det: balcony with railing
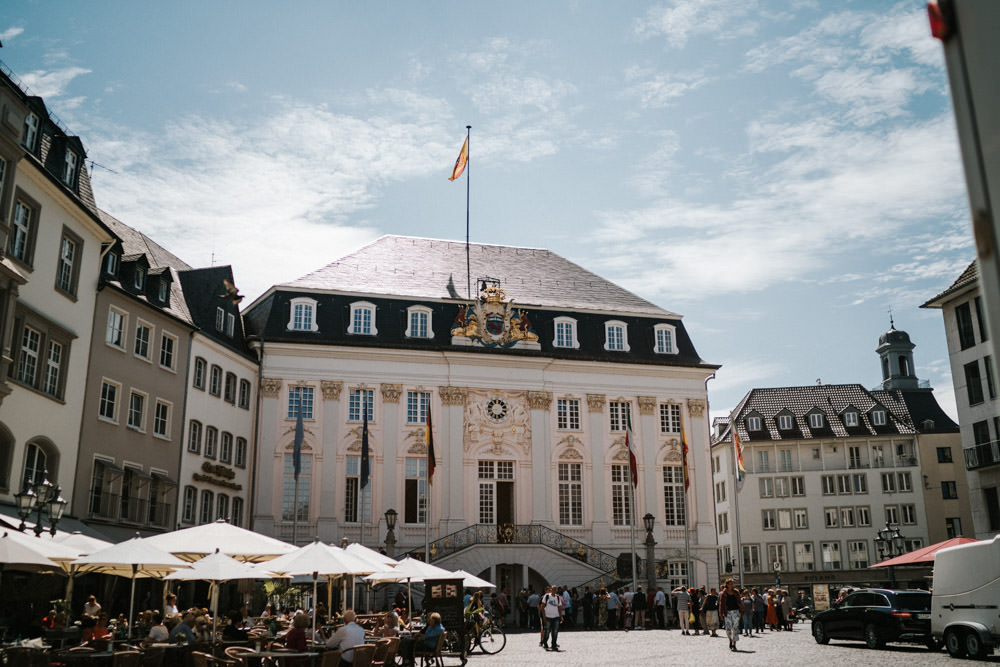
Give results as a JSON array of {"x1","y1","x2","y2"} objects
[
  {"x1": 965, "y1": 440, "x2": 1000, "y2": 470},
  {"x1": 88, "y1": 491, "x2": 172, "y2": 530}
]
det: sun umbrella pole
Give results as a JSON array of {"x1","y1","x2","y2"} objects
[
  {"x1": 312, "y1": 572, "x2": 318, "y2": 642},
  {"x1": 128, "y1": 564, "x2": 138, "y2": 640},
  {"x1": 211, "y1": 582, "x2": 219, "y2": 650}
]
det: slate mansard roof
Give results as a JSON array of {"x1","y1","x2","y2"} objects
[
  {"x1": 716, "y1": 383, "x2": 958, "y2": 444},
  {"x1": 244, "y1": 235, "x2": 716, "y2": 368}
]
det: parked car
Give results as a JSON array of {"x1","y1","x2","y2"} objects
[
  {"x1": 811, "y1": 588, "x2": 934, "y2": 650},
  {"x1": 932, "y1": 535, "x2": 999, "y2": 660}
]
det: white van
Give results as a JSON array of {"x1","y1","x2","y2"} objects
[{"x1": 931, "y1": 535, "x2": 1000, "y2": 659}]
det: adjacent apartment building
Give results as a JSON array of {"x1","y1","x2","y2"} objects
[
  {"x1": 243, "y1": 235, "x2": 721, "y2": 591},
  {"x1": 923, "y1": 261, "x2": 1000, "y2": 539}
]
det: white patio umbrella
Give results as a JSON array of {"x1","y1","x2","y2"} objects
[
  {"x1": 7, "y1": 529, "x2": 92, "y2": 607},
  {"x1": 364, "y1": 557, "x2": 458, "y2": 622},
  {"x1": 0, "y1": 531, "x2": 61, "y2": 590},
  {"x1": 452, "y1": 569, "x2": 495, "y2": 589},
  {"x1": 166, "y1": 549, "x2": 281, "y2": 646},
  {"x1": 344, "y1": 542, "x2": 398, "y2": 569},
  {"x1": 44, "y1": 531, "x2": 113, "y2": 607},
  {"x1": 264, "y1": 541, "x2": 376, "y2": 640},
  {"x1": 71, "y1": 536, "x2": 191, "y2": 638},
  {"x1": 143, "y1": 519, "x2": 297, "y2": 562}
]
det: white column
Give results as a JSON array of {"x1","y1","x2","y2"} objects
[
  {"x1": 380, "y1": 384, "x2": 402, "y2": 524},
  {"x1": 318, "y1": 381, "x2": 343, "y2": 541},
  {"x1": 587, "y1": 394, "x2": 609, "y2": 544},
  {"x1": 529, "y1": 391, "x2": 553, "y2": 525},
  {"x1": 638, "y1": 397, "x2": 658, "y2": 520},
  {"x1": 440, "y1": 386, "x2": 468, "y2": 535},
  {"x1": 253, "y1": 377, "x2": 282, "y2": 535}
]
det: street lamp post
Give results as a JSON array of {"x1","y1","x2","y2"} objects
[
  {"x1": 874, "y1": 522, "x2": 906, "y2": 587},
  {"x1": 384, "y1": 508, "x2": 398, "y2": 558},
  {"x1": 14, "y1": 470, "x2": 67, "y2": 537},
  {"x1": 643, "y1": 513, "x2": 656, "y2": 593}
]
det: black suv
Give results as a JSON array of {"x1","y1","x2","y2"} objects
[{"x1": 812, "y1": 588, "x2": 935, "y2": 650}]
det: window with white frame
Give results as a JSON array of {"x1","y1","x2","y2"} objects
[
  {"x1": 824, "y1": 507, "x2": 838, "y2": 528},
  {"x1": 348, "y1": 301, "x2": 377, "y2": 335},
  {"x1": 808, "y1": 412, "x2": 824, "y2": 429},
  {"x1": 853, "y1": 473, "x2": 868, "y2": 494},
  {"x1": 405, "y1": 306, "x2": 433, "y2": 339},
  {"x1": 182, "y1": 487, "x2": 196, "y2": 523},
  {"x1": 611, "y1": 464, "x2": 632, "y2": 526},
  {"x1": 134, "y1": 321, "x2": 152, "y2": 360},
  {"x1": 128, "y1": 391, "x2": 146, "y2": 431},
  {"x1": 777, "y1": 508, "x2": 792, "y2": 530},
  {"x1": 238, "y1": 379, "x2": 252, "y2": 409},
  {"x1": 288, "y1": 386, "x2": 315, "y2": 420},
  {"x1": 8, "y1": 199, "x2": 36, "y2": 265},
  {"x1": 857, "y1": 505, "x2": 872, "y2": 526},
  {"x1": 897, "y1": 472, "x2": 912, "y2": 492},
  {"x1": 794, "y1": 542, "x2": 814, "y2": 570},
  {"x1": 209, "y1": 365, "x2": 222, "y2": 397},
  {"x1": 348, "y1": 388, "x2": 374, "y2": 422},
  {"x1": 779, "y1": 448, "x2": 793, "y2": 472},
  {"x1": 344, "y1": 455, "x2": 371, "y2": 523},
  {"x1": 99, "y1": 380, "x2": 120, "y2": 422},
  {"x1": 21, "y1": 442, "x2": 48, "y2": 490},
  {"x1": 881, "y1": 472, "x2": 896, "y2": 493},
  {"x1": 775, "y1": 477, "x2": 790, "y2": 497},
  {"x1": 235, "y1": 438, "x2": 247, "y2": 468},
  {"x1": 659, "y1": 403, "x2": 681, "y2": 433},
  {"x1": 56, "y1": 231, "x2": 81, "y2": 296},
  {"x1": 758, "y1": 450, "x2": 770, "y2": 473},
  {"x1": 159, "y1": 333, "x2": 176, "y2": 370},
  {"x1": 762, "y1": 509, "x2": 776, "y2": 530},
  {"x1": 837, "y1": 474, "x2": 851, "y2": 495},
  {"x1": 188, "y1": 421, "x2": 202, "y2": 453},
  {"x1": 158, "y1": 280, "x2": 169, "y2": 304},
  {"x1": 216, "y1": 494, "x2": 229, "y2": 521},
  {"x1": 843, "y1": 411, "x2": 859, "y2": 427},
  {"x1": 840, "y1": 506, "x2": 855, "y2": 527},
  {"x1": 663, "y1": 465, "x2": 685, "y2": 526},
  {"x1": 746, "y1": 415, "x2": 762, "y2": 431},
  {"x1": 231, "y1": 497, "x2": 244, "y2": 527},
  {"x1": 901, "y1": 503, "x2": 916, "y2": 524},
  {"x1": 404, "y1": 458, "x2": 428, "y2": 524},
  {"x1": 768, "y1": 543, "x2": 788, "y2": 571},
  {"x1": 743, "y1": 544, "x2": 761, "y2": 572},
  {"x1": 653, "y1": 323, "x2": 676, "y2": 354},
  {"x1": 778, "y1": 414, "x2": 793, "y2": 430},
  {"x1": 759, "y1": 478, "x2": 774, "y2": 498},
  {"x1": 609, "y1": 400, "x2": 631, "y2": 432},
  {"x1": 558, "y1": 462, "x2": 583, "y2": 526},
  {"x1": 557, "y1": 398, "x2": 581, "y2": 430},
  {"x1": 667, "y1": 562, "x2": 687, "y2": 589},
  {"x1": 200, "y1": 490, "x2": 214, "y2": 524},
  {"x1": 791, "y1": 476, "x2": 806, "y2": 496},
  {"x1": 848, "y1": 540, "x2": 869, "y2": 569},
  {"x1": 224, "y1": 372, "x2": 237, "y2": 404},
  {"x1": 62, "y1": 149, "x2": 78, "y2": 187},
  {"x1": 288, "y1": 297, "x2": 319, "y2": 332},
  {"x1": 226, "y1": 312, "x2": 235, "y2": 337},
  {"x1": 16, "y1": 326, "x2": 40, "y2": 386},
  {"x1": 22, "y1": 112, "x2": 39, "y2": 151},
  {"x1": 134, "y1": 266, "x2": 146, "y2": 290},
  {"x1": 553, "y1": 317, "x2": 579, "y2": 349},
  {"x1": 871, "y1": 409, "x2": 887, "y2": 426},
  {"x1": 718, "y1": 512, "x2": 728, "y2": 534},
  {"x1": 104, "y1": 251, "x2": 118, "y2": 276},
  {"x1": 794, "y1": 508, "x2": 808, "y2": 529},
  {"x1": 406, "y1": 391, "x2": 430, "y2": 424},
  {"x1": 193, "y1": 358, "x2": 206, "y2": 390},
  {"x1": 821, "y1": 541, "x2": 842, "y2": 570},
  {"x1": 44, "y1": 340, "x2": 63, "y2": 398},
  {"x1": 106, "y1": 308, "x2": 127, "y2": 348},
  {"x1": 220, "y1": 432, "x2": 233, "y2": 463},
  {"x1": 204, "y1": 427, "x2": 218, "y2": 458},
  {"x1": 283, "y1": 453, "x2": 311, "y2": 522},
  {"x1": 884, "y1": 505, "x2": 899, "y2": 525},
  {"x1": 604, "y1": 320, "x2": 629, "y2": 352},
  {"x1": 822, "y1": 475, "x2": 836, "y2": 495},
  {"x1": 153, "y1": 400, "x2": 171, "y2": 438},
  {"x1": 215, "y1": 307, "x2": 225, "y2": 331}
]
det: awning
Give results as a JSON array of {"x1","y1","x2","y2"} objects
[
  {"x1": 869, "y1": 536, "x2": 980, "y2": 568},
  {"x1": 150, "y1": 471, "x2": 177, "y2": 487}
]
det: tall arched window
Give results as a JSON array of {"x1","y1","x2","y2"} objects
[
  {"x1": 283, "y1": 450, "x2": 311, "y2": 522},
  {"x1": 22, "y1": 442, "x2": 48, "y2": 490}
]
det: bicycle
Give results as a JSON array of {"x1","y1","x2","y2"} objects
[{"x1": 451, "y1": 609, "x2": 506, "y2": 655}]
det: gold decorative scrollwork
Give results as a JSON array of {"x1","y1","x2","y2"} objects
[
  {"x1": 587, "y1": 394, "x2": 606, "y2": 411},
  {"x1": 527, "y1": 391, "x2": 552, "y2": 410},
  {"x1": 497, "y1": 523, "x2": 516, "y2": 544},
  {"x1": 321, "y1": 380, "x2": 343, "y2": 400},
  {"x1": 261, "y1": 378, "x2": 282, "y2": 398},
  {"x1": 638, "y1": 396, "x2": 657, "y2": 415},
  {"x1": 381, "y1": 383, "x2": 402, "y2": 403},
  {"x1": 439, "y1": 386, "x2": 468, "y2": 406},
  {"x1": 687, "y1": 398, "x2": 706, "y2": 417}
]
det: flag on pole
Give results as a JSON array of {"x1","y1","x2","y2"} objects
[
  {"x1": 734, "y1": 425, "x2": 746, "y2": 491},
  {"x1": 625, "y1": 409, "x2": 639, "y2": 488},
  {"x1": 360, "y1": 409, "x2": 370, "y2": 489},
  {"x1": 426, "y1": 405, "x2": 436, "y2": 484},
  {"x1": 681, "y1": 420, "x2": 690, "y2": 491},
  {"x1": 293, "y1": 404, "x2": 304, "y2": 480},
  {"x1": 449, "y1": 136, "x2": 468, "y2": 181}
]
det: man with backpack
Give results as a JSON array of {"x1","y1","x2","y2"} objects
[{"x1": 540, "y1": 586, "x2": 564, "y2": 651}]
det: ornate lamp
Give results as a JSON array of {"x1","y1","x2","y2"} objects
[{"x1": 384, "y1": 508, "x2": 398, "y2": 557}]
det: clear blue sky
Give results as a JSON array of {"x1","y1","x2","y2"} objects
[{"x1": 0, "y1": 1, "x2": 973, "y2": 422}]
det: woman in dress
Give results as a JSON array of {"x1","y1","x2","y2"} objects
[
  {"x1": 596, "y1": 589, "x2": 608, "y2": 630},
  {"x1": 765, "y1": 589, "x2": 779, "y2": 630}
]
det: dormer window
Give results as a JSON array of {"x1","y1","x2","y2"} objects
[
  {"x1": 871, "y1": 409, "x2": 887, "y2": 426},
  {"x1": 405, "y1": 305, "x2": 433, "y2": 339},
  {"x1": 348, "y1": 301, "x2": 377, "y2": 336},
  {"x1": 216, "y1": 307, "x2": 225, "y2": 331},
  {"x1": 777, "y1": 414, "x2": 794, "y2": 430},
  {"x1": 157, "y1": 280, "x2": 169, "y2": 303},
  {"x1": 62, "y1": 149, "x2": 78, "y2": 187},
  {"x1": 604, "y1": 320, "x2": 630, "y2": 352},
  {"x1": 746, "y1": 416, "x2": 762, "y2": 431},
  {"x1": 104, "y1": 251, "x2": 119, "y2": 276},
  {"x1": 287, "y1": 297, "x2": 319, "y2": 332},
  {"x1": 808, "y1": 413, "x2": 824, "y2": 429},
  {"x1": 553, "y1": 316, "x2": 580, "y2": 349},
  {"x1": 843, "y1": 411, "x2": 859, "y2": 427},
  {"x1": 653, "y1": 323, "x2": 677, "y2": 354},
  {"x1": 226, "y1": 313, "x2": 235, "y2": 337},
  {"x1": 22, "y1": 113, "x2": 39, "y2": 152},
  {"x1": 134, "y1": 266, "x2": 145, "y2": 290}
]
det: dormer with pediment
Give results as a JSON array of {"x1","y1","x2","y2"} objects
[
  {"x1": 839, "y1": 404, "x2": 862, "y2": 430},
  {"x1": 121, "y1": 253, "x2": 150, "y2": 295}
]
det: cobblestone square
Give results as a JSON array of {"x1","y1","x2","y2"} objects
[{"x1": 454, "y1": 623, "x2": 1000, "y2": 666}]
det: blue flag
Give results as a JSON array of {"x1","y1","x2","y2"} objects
[
  {"x1": 293, "y1": 405, "x2": 304, "y2": 480},
  {"x1": 360, "y1": 409, "x2": 370, "y2": 489}
]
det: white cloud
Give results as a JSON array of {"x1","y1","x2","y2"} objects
[
  {"x1": 1, "y1": 26, "x2": 24, "y2": 43},
  {"x1": 634, "y1": 0, "x2": 759, "y2": 49},
  {"x1": 623, "y1": 66, "x2": 711, "y2": 109},
  {"x1": 19, "y1": 66, "x2": 92, "y2": 100}
]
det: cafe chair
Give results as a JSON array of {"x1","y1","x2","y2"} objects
[
  {"x1": 113, "y1": 650, "x2": 143, "y2": 667},
  {"x1": 191, "y1": 651, "x2": 215, "y2": 667},
  {"x1": 371, "y1": 639, "x2": 390, "y2": 663},
  {"x1": 139, "y1": 647, "x2": 165, "y2": 667},
  {"x1": 372, "y1": 637, "x2": 398, "y2": 667},
  {"x1": 413, "y1": 634, "x2": 445, "y2": 667},
  {"x1": 224, "y1": 646, "x2": 256, "y2": 666},
  {"x1": 319, "y1": 650, "x2": 341, "y2": 667},
  {"x1": 4, "y1": 647, "x2": 50, "y2": 667},
  {"x1": 349, "y1": 643, "x2": 375, "y2": 667}
]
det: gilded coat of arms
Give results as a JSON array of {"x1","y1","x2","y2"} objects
[{"x1": 450, "y1": 280, "x2": 539, "y2": 348}]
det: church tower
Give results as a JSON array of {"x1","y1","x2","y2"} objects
[{"x1": 877, "y1": 318, "x2": 919, "y2": 390}]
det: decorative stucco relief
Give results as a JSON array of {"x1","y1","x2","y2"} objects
[
  {"x1": 587, "y1": 394, "x2": 606, "y2": 411},
  {"x1": 661, "y1": 437, "x2": 683, "y2": 463},
  {"x1": 638, "y1": 396, "x2": 657, "y2": 415},
  {"x1": 687, "y1": 398, "x2": 706, "y2": 417},
  {"x1": 321, "y1": 380, "x2": 343, "y2": 400},
  {"x1": 381, "y1": 383, "x2": 402, "y2": 403},
  {"x1": 343, "y1": 425, "x2": 376, "y2": 453},
  {"x1": 261, "y1": 378, "x2": 282, "y2": 398},
  {"x1": 464, "y1": 389, "x2": 531, "y2": 455}
]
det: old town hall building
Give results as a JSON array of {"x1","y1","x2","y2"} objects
[{"x1": 243, "y1": 235, "x2": 720, "y2": 591}]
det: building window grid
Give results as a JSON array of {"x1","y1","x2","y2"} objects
[
  {"x1": 9, "y1": 201, "x2": 33, "y2": 263},
  {"x1": 605, "y1": 323, "x2": 626, "y2": 351},
  {"x1": 558, "y1": 462, "x2": 583, "y2": 526},
  {"x1": 288, "y1": 386, "x2": 315, "y2": 420},
  {"x1": 134, "y1": 323, "x2": 151, "y2": 360},
  {"x1": 557, "y1": 399, "x2": 581, "y2": 430},
  {"x1": 554, "y1": 319, "x2": 577, "y2": 348},
  {"x1": 282, "y1": 453, "x2": 311, "y2": 522},
  {"x1": 220, "y1": 432, "x2": 233, "y2": 463},
  {"x1": 188, "y1": 421, "x2": 202, "y2": 453},
  {"x1": 794, "y1": 542, "x2": 814, "y2": 571},
  {"x1": 609, "y1": 401, "x2": 632, "y2": 432},
  {"x1": 654, "y1": 325, "x2": 675, "y2": 354},
  {"x1": 56, "y1": 236, "x2": 77, "y2": 294},
  {"x1": 128, "y1": 391, "x2": 145, "y2": 430},
  {"x1": 794, "y1": 508, "x2": 809, "y2": 529},
  {"x1": 348, "y1": 389, "x2": 373, "y2": 422},
  {"x1": 821, "y1": 542, "x2": 842, "y2": 570},
  {"x1": 99, "y1": 381, "x2": 119, "y2": 421},
  {"x1": 406, "y1": 391, "x2": 430, "y2": 425},
  {"x1": 611, "y1": 464, "x2": 632, "y2": 526},
  {"x1": 762, "y1": 509, "x2": 776, "y2": 530},
  {"x1": 153, "y1": 401, "x2": 170, "y2": 438},
  {"x1": 17, "y1": 326, "x2": 40, "y2": 385},
  {"x1": 659, "y1": 403, "x2": 681, "y2": 434},
  {"x1": 106, "y1": 309, "x2": 126, "y2": 348},
  {"x1": 44, "y1": 341, "x2": 63, "y2": 397},
  {"x1": 662, "y1": 465, "x2": 685, "y2": 526},
  {"x1": 848, "y1": 540, "x2": 869, "y2": 569},
  {"x1": 742, "y1": 545, "x2": 761, "y2": 572},
  {"x1": 209, "y1": 366, "x2": 222, "y2": 397},
  {"x1": 791, "y1": 476, "x2": 806, "y2": 496},
  {"x1": 204, "y1": 427, "x2": 218, "y2": 459},
  {"x1": 159, "y1": 334, "x2": 176, "y2": 370},
  {"x1": 235, "y1": 437, "x2": 247, "y2": 468},
  {"x1": 344, "y1": 455, "x2": 371, "y2": 523}
]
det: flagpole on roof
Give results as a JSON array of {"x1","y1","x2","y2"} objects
[
  {"x1": 465, "y1": 126, "x2": 471, "y2": 299},
  {"x1": 733, "y1": 421, "x2": 745, "y2": 587}
]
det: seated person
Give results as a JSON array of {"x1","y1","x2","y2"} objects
[
  {"x1": 145, "y1": 610, "x2": 170, "y2": 644},
  {"x1": 169, "y1": 613, "x2": 197, "y2": 644},
  {"x1": 222, "y1": 611, "x2": 248, "y2": 642},
  {"x1": 194, "y1": 616, "x2": 213, "y2": 643},
  {"x1": 378, "y1": 612, "x2": 399, "y2": 638},
  {"x1": 283, "y1": 613, "x2": 310, "y2": 651},
  {"x1": 325, "y1": 609, "x2": 366, "y2": 664},
  {"x1": 81, "y1": 613, "x2": 112, "y2": 644},
  {"x1": 399, "y1": 612, "x2": 444, "y2": 664}
]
